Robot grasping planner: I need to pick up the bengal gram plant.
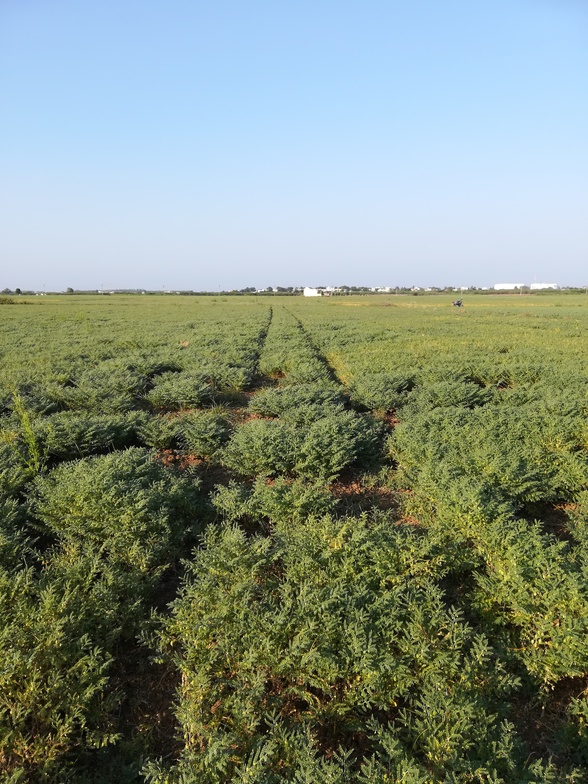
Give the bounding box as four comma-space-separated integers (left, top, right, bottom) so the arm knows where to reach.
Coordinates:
2, 292, 588, 782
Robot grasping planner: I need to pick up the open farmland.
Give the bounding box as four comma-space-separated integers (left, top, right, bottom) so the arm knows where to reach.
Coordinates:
2, 293, 588, 781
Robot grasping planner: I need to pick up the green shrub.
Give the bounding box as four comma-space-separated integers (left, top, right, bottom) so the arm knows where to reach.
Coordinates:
210, 480, 253, 523
146, 372, 214, 411
222, 419, 300, 477
178, 410, 231, 459
4, 382, 61, 416
33, 410, 147, 461
470, 514, 588, 688
296, 411, 383, 481
248, 383, 346, 424
257, 310, 334, 385
207, 364, 252, 392
250, 476, 336, 524
349, 372, 415, 411
391, 405, 588, 513
138, 414, 181, 450
400, 379, 493, 415
149, 516, 520, 782
57, 364, 149, 414
31, 448, 201, 573
222, 412, 382, 482
280, 356, 333, 385
0, 442, 34, 503
0, 499, 30, 571
212, 476, 336, 525
0, 562, 119, 777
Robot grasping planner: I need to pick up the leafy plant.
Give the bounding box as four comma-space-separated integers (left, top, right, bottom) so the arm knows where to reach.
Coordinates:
222, 419, 300, 477
0, 562, 119, 778
178, 410, 231, 459
349, 372, 415, 411
31, 448, 201, 573
296, 411, 383, 481
212, 476, 336, 525
248, 383, 346, 425
33, 410, 147, 461
11, 391, 45, 473
146, 372, 214, 411
149, 516, 520, 782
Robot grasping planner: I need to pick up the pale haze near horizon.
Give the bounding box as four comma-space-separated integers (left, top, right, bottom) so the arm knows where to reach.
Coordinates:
1, 0, 586, 292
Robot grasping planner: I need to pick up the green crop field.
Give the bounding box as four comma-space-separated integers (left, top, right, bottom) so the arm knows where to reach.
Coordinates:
3, 293, 588, 782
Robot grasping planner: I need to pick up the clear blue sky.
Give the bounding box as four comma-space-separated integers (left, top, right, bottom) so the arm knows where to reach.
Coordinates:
1, 0, 586, 290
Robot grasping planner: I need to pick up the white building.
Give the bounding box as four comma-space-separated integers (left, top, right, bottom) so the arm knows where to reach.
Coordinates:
303, 286, 338, 297
494, 283, 525, 290
530, 283, 558, 290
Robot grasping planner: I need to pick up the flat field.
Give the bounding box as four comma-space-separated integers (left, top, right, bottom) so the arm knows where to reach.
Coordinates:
3, 293, 588, 782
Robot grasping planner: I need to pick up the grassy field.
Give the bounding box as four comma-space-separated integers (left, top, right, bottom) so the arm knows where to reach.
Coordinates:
2, 293, 588, 782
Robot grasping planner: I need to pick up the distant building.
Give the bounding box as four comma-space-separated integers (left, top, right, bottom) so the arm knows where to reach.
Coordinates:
529, 283, 558, 290
303, 287, 337, 297
494, 283, 525, 290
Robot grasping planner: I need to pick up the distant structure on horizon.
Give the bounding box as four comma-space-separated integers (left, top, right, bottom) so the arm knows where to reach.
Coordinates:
303, 287, 335, 297
494, 282, 559, 291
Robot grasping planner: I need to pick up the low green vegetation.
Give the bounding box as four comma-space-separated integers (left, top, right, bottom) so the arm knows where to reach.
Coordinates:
2, 293, 588, 781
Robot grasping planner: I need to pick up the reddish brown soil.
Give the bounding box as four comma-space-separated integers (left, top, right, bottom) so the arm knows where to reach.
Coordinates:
157, 449, 203, 470
330, 480, 401, 515
382, 411, 400, 427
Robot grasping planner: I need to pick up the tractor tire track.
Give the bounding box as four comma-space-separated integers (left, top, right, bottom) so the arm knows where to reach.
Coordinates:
284, 309, 343, 388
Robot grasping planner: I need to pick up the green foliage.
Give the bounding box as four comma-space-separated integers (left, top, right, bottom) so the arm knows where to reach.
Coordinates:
139, 414, 182, 450
470, 515, 588, 687
349, 371, 415, 411
390, 405, 588, 514
152, 516, 520, 782
146, 372, 214, 411
212, 476, 336, 525
57, 363, 149, 414
4, 294, 588, 779
32, 410, 147, 461
31, 448, 201, 573
138, 410, 231, 456
248, 476, 336, 524
258, 309, 333, 385
0, 499, 31, 571
207, 364, 252, 393
248, 383, 346, 425
178, 410, 232, 459
222, 419, 299, 477
295, 411, 383, 481
223, 411, 381, 482
11, 391, 45, 473
400, 379, 493, 415
0, 442, 33, 503
0, 563, 119, 777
